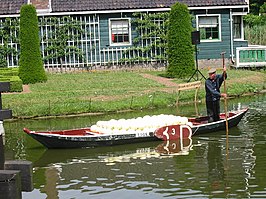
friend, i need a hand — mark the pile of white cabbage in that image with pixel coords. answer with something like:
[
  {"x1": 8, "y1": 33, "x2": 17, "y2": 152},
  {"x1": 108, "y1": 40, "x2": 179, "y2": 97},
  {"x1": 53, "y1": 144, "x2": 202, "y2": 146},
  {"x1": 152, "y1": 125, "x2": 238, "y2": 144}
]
[{"x1": 90, "y1": 114, "x2": 192, "y2": 134}]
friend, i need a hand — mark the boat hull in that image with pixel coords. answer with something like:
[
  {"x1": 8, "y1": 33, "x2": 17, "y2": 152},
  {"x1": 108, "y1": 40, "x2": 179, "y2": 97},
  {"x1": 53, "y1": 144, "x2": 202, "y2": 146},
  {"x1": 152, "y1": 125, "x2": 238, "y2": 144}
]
[
  {"x1": 24, "y1": 108, "x2": 248, "y2": 149},
  {"x1": 27, "y1": 131, "x2": 159, "y2": 149},
  {"x1": 191, "y1": 108, "x2": 247, "y2": 135}
]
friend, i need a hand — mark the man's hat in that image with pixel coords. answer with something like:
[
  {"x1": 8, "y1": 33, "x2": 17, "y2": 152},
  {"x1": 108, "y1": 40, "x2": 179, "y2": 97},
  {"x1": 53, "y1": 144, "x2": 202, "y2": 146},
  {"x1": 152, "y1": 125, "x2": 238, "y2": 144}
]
[{"x1": 208, "y1": 68, "x2": 216, "y2": 74}]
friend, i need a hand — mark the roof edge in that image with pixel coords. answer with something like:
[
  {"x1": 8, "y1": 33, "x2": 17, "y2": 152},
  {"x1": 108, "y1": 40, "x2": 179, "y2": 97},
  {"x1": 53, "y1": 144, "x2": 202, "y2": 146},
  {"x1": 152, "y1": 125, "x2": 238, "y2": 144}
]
[{"x1": 0, "y1": 4, "x2": 249, "y2": 18}]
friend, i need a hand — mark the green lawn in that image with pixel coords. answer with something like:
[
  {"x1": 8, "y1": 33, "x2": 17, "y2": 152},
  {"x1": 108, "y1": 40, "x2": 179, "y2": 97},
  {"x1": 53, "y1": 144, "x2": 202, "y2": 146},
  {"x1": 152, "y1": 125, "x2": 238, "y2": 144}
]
[{"x1": 3, "y1": 69, "x2": 266, "y2": 118}]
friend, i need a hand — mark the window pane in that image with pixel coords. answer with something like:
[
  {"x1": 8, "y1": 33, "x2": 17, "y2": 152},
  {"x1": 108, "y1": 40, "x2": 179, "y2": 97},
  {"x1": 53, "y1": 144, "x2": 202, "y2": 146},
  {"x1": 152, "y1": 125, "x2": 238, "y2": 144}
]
[
  {"x1": 233, "y1": 16, "x2": 242, "y2": 39},
  {"x1": 110, "y1": 19, "x2": 130, "y2": 44},
  {"x1": 198, "y1": 16, "x2": 219, "y2": 40}
]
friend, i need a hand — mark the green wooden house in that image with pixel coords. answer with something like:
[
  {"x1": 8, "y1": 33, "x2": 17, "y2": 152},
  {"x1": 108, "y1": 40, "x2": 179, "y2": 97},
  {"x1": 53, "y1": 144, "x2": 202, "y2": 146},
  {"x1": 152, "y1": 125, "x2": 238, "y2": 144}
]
[{"x1": 0, "y1": 0, "x2": 249, "y2": 70}]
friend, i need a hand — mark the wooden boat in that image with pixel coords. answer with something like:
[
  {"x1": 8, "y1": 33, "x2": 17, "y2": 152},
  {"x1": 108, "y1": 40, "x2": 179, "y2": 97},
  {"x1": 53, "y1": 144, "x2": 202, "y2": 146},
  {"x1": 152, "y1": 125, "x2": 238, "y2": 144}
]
[{"x1": 23, "y1": 108, "x2": 248, "y2": 149}]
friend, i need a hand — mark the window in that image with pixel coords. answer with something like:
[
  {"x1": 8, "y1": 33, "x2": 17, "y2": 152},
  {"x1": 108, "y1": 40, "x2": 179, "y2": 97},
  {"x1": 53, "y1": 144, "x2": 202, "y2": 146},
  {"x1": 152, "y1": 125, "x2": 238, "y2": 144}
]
[
  {"x1": 197, "y1": 15, "x2": 221, "y2": 41},
  {"x1": 233, "y1": 16, "x2": 243, "y2": 40},
  {"x1": 109, "y1": 19, "x2": 131, "y2": 46}
]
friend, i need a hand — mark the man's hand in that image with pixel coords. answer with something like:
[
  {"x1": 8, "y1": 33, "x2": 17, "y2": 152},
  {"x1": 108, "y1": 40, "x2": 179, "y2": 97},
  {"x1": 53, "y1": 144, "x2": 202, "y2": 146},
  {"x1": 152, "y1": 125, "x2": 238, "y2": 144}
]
[{"x1": 221, "y1": 93, "x2": 227, "y2": 98}]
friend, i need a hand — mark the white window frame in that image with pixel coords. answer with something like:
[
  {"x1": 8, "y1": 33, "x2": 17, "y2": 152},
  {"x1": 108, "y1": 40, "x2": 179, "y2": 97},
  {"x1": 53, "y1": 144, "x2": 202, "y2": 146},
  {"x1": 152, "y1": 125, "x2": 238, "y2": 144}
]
[
  {"x1": 232, "y1": 13, "x2": 245, "y2": 41},
  {"x1": 196, "y1": 14, "x2": 221, "y2": 42},
  {"x1": 109, "y1": 18, "x2": 132, "y2": 46}
]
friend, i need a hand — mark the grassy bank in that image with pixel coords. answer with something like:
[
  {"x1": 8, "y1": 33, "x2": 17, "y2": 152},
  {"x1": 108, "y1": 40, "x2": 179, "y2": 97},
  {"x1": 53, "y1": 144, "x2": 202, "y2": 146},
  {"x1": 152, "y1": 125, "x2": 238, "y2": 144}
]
[{"x1": 3, "y1": 69, "x2": 266, "y2": 119}]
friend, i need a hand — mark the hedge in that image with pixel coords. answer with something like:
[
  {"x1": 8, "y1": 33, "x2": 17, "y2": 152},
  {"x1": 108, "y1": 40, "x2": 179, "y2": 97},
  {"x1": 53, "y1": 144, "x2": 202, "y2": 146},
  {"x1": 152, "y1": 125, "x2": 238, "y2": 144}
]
[
  {"x1": 0, "y1": 68, "x2": 23, "y2": 92},
  {"x1": 0, "y1": 68, "x2": 19, "y2": 76},
  {"x1": 0, "y1": 76, "x2": 23, "y2": 92}
]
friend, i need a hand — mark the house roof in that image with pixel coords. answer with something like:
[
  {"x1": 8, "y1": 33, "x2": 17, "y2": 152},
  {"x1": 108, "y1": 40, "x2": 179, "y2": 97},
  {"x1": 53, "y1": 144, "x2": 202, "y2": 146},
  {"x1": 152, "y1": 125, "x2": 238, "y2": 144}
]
[
  {"x1": 52, "y1": 0, "x2": 248, "y2": 12},
  {"x1": 0, "y1": 0, "x2": 248, "y2": 15},
  {"x1": 0, "y1": 0, "x2": 26, "y2": 15}
]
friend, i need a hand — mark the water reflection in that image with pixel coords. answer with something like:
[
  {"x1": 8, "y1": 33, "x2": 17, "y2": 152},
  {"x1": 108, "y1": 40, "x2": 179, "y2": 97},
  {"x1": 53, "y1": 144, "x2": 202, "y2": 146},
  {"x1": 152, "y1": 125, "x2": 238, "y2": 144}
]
[
  {"x1": 32, "y1": 140, "x2": 194, "y2": 199},
  {"x1": 156, "y1": 138, "x2": 192, "y2": 156},
  {"x1": 30, "y1": 134, "x2": 258, "y2": 199},
  {"x1": 2, "y1": 94, "x2": 265, "y2": 198}
]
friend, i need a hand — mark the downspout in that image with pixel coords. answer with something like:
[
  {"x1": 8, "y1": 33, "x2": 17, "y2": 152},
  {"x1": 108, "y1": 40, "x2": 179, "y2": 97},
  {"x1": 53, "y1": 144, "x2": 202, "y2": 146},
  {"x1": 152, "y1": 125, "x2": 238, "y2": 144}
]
[{"x1": 229, "y1": 9, "x2": 235, "y2": 64}]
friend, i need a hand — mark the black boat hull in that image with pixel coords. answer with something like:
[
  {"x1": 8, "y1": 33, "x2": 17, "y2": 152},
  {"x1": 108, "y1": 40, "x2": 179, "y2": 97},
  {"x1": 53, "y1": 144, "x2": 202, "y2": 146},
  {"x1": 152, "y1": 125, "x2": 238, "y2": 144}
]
[
  {"x1": 28, "y1": 132, "x2": 159, "y2": 149},
  {"x1": 24, "y1": 108, "x2": 248, "y2": 149},
  {"x1": 192, "y1": 109, "x2": 247, "y2": 135}
]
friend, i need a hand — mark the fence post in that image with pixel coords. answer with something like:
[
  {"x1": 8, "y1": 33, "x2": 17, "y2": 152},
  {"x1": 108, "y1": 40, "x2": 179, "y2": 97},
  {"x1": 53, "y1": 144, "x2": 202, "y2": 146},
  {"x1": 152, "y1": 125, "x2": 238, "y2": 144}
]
[
  {"x1": 0, "y1": 82, "x2": 12, "y2": 121},
  {"x1": 0, "y1": 133, "x2": 4, "y2": 170}
]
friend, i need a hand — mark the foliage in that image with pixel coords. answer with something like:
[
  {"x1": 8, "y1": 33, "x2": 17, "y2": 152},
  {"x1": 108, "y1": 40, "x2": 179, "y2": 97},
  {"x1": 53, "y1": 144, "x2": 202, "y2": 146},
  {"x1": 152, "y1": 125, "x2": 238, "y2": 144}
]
[
  {"x1": 243, "y1": 1, "x2": 266, "y2": 45},
  {"x1": 244, "y1": 2, "x2": 266, "y2": 45},
  {"x1": 0, "y1": 67, "x2": 19, "y2": 76},
  {"x1": 260, "y1": 2, "x2": 266, "y2": 13},
  {"x1": 244, "y1": 14, "x2": 266, "y2": 26},
  {"x1": 19, "y1": 4, "x2": 47, "y2": 84},
  {"x1": 249, "y1": 0, "x2": 265, "y2": 15},
  {"x1": 0, "y1": 68, "x2": 22, "y2": 92},
  {"x1": 245, "y1": 24, "x2": 266, "y2": 45},
  {"x1": 244, "y1": 0, "x2": 266, "y2": 27},
  {"x1": 0, "y1": 18, "x2": 19, "y2": 67},
  {"x1": 121, "y1": 12, "x2": 169, "y2": 64},
  {"x1": 40, "y1": 16, "x2": 84, "y2": 67},
  {"x1": 166, "y1": 2, "x2": 194, "y2": 78}
]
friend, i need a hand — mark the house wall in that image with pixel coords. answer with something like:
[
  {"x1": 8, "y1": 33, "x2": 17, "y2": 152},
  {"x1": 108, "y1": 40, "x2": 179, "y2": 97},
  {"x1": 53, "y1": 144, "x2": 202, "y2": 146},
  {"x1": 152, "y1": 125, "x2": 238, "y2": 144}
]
[
  {"x1": 96, "y1": 9, "x2": 248, "y2": 69},
  {"x1": 194, "y1": 9, "x2": 248, "y2": 61},
  {"x1": 0, "y1": 8, "x2": 248, "y2": 69}
]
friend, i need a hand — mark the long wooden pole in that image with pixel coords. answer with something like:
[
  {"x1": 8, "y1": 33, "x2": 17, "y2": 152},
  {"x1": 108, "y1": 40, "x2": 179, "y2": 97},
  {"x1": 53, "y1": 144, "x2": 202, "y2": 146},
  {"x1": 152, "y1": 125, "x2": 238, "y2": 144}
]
[{"x1": 221, "y1": 52, "x2": 229, "y2": 157}]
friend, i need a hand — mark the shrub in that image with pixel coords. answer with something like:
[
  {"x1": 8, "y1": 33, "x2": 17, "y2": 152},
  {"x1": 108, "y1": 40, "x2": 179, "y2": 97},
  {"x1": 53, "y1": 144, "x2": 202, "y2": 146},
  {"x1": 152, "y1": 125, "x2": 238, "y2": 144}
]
[
  {"x1": 18, "y1": 4, "x2": 47, "y2": 84},
  {"x1": 0, "y1": 67, "x2": 19, "y2": 76},
  {"x1": 167, "y1": 2, "x2": 194, "y2": 78},
  {"x1": 0, "y1": 76, "x2": 23, "y2": 92}
]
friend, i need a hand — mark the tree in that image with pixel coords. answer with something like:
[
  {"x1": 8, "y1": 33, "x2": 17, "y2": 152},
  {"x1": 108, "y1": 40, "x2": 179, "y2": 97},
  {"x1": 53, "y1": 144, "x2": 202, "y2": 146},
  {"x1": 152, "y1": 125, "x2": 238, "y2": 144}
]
[
  {"x1": 249, "y1": 0, "x2": 265, "y2": 15},
  {"x1": 166, "y1": 2, "x2": 194, "y2": 78},
  {"x1": 19, "y1": 4, "x2": 47, "y2": 84},
  {"x1": 259, "y1": 2, "x2": 266, "y2": 14}
]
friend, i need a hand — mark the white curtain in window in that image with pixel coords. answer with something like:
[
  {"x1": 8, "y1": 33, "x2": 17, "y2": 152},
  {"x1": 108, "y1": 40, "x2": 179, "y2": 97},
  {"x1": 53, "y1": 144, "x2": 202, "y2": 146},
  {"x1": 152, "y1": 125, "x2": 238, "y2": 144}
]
[
  {"x1": 111, "y1": 20, "x2": 129, "y2": 34},
  {"x1": 198, "y1": 16, "x2": 218, "y2": 28}
]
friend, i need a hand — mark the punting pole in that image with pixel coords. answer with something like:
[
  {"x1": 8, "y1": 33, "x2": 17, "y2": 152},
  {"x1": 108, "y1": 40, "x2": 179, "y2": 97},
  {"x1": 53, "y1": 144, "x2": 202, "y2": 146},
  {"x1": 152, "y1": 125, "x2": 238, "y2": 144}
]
[{"x1": 221, "y1": 52, "x2": 229, "y2": 158}]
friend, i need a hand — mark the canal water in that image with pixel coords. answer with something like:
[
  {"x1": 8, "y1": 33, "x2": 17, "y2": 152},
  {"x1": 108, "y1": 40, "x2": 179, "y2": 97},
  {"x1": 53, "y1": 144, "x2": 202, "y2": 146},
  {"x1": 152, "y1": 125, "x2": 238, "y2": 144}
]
[{"x1": 3, "y1": 94, "x2": 266, "y2": 199}]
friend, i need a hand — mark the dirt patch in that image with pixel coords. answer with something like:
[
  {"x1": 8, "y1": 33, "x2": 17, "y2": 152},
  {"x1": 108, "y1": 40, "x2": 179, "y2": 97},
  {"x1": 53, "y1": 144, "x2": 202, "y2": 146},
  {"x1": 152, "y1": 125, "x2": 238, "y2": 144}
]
[
  {"x1": 22, "y1": 85, "x2": 31, "y2": 93},
  {"x1": 140, "y1": 73, "x2": 178, "y2": 88}
]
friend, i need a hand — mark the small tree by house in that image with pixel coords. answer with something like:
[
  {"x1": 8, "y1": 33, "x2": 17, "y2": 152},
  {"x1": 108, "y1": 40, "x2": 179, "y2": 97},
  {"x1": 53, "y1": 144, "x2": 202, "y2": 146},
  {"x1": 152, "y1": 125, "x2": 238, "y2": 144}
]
[
  {"x1": 167, "y1": 2, "x2": 194, "y2": 78},
  {"x1": 19, "y1": 4, "x2": 47, "y2": 84}
]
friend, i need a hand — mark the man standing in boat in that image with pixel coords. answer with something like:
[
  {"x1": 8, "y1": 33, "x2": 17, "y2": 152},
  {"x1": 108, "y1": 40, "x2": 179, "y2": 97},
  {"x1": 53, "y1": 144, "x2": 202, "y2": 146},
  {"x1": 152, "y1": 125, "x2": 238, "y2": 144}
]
[{"x1": 205, "y1": 67, "x2": 227, "y2": 122}]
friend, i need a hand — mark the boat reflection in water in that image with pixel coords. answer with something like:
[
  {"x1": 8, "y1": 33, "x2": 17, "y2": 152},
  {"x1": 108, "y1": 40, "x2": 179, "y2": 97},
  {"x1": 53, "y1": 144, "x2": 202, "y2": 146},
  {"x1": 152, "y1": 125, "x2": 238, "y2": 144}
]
[
  {"x1": 156, "y1": 138, "x2": 192, "y2": 156},
  {"x1": 103, "y1": 138, "x2": 192, "y2": 165},
  {"x1": 34, "y1": 138, "x2": 193, "y2": 167}
]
